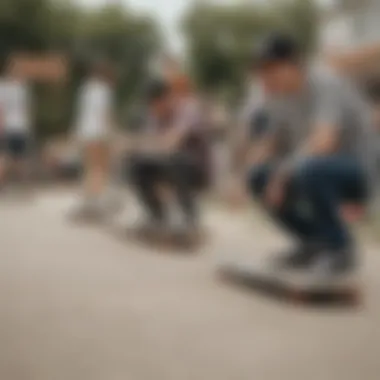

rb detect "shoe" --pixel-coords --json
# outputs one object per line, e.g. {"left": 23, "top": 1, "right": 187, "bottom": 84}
{"left": 101, "top": 194, "right": 125, "bottom": 216}
{"left": 311, "top": 249, "right": 357, "bottom": 277}
{"left": 69, "top": 201, "right": 104, "bottom": 222}
{"left": 274, "top": 242, "right": 320, "bottom": 270}
{"left": 171, "top": 214, "right": 201, "bottom": 242}
{"left": 137, "top": 218, "right": 170, "bottom": 238}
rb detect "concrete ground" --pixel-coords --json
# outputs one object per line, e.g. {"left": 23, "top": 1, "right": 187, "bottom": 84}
{"left": 0, "top": 190, "right": 379, "bottom": 380}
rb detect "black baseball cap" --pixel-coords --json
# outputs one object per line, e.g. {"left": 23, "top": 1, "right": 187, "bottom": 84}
{"left": 143, "top": 78, "right": 170, "bottom": 103}
{"left": 252, "top": 32, "right": 301, "bottom": 68}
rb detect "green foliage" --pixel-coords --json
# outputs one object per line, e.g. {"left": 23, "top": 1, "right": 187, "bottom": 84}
{"left": 0, "top": 0, "right": 161, "bottom": 139}
{"left": 66, "top": 4, "right": 162, "bottom": 135}
{"left": 183, "top": 0, "right": 319, "bottom": 97}
{"left": 270, "top": 0, "right": 319, "bottom": 54}
{"left": 0, "top": 0, "right": 319, "bottom": 138}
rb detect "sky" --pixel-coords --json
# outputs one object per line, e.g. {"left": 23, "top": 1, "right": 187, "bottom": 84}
{"left": 130, "top": 0, "right": 194, "bottom": 53}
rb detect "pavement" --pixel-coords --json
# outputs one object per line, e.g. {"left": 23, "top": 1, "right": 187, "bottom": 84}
{"left": 0, "top": 189, "right": 379, "bottom": 380}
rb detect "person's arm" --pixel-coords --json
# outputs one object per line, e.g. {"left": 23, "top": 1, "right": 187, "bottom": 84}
{"left": 160, "top": 123, "right": 188, "bottom": 152}
{"left": 246, "top": 133, "right": 277, "bottom": 168}
{"left": 233, "top": 98, "right": 258, "bottom": 167}
{"left": 246, "top": 109, "right": 275, "bottom": 165}
{"left": 160, "top": 100, "right": 198, "bottom": 152}
{"left": 243, "top": 103, "right": 282, "bottom": 174}
{"left": 226, "top": 107, "right": 277, "bottom": 205}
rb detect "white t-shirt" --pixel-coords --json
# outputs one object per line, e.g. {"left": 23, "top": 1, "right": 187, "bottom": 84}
{"left": 75, "top": 79, "right": 112, "bottom": 141}
{"left": 0, "top": 79, "right": 31, "bottom": 133}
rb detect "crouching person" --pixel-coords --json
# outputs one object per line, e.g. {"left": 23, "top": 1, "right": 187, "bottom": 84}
{"left": 246, "top": 33, "right": 374, "bottom": 276}
{"left": 129, "top": 79, "right": 210, "bottom": 240}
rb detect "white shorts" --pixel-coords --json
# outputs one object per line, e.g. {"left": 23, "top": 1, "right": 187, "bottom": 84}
{"left": 76, "top": 124, "right": 109, "bottom": 143}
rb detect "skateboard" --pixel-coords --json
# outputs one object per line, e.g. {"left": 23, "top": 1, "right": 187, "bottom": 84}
{"left": 218, "top": 259, "right": 361, "bottom": 307}
{"left": 121, "top": 225, "right": 206, "bottom": 252}
{"left": 68, "top": 200, "right": 125, "bottom": 226}
{"left": 68, "top": 208, "right": 106, "bottom": 225}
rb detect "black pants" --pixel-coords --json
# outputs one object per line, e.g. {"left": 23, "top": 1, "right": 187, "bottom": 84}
{"left": 0, "top": 131, "right": 30, "bottom": 159}
{"left": 247, "top": 155, "right": 368, "bottom": 251}
{"left": 129, "top": 153, "right": 203, "bottom": 223}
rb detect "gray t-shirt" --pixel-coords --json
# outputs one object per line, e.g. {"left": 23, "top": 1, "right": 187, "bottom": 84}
{"left": 264, "top": 67, "right": 376, "bottom": 181}
{"left": 144, "top": 97, "right": 210, "bottom": 163}
{"left": 146, "top": 97, "right": 204, "bottom": 134}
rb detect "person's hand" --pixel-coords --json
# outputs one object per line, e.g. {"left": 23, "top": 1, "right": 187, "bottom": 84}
{"left": 265, "top": 172, "right": 288, "bottom": 208}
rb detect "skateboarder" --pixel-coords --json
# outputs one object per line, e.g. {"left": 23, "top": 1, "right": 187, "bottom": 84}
{"left": 246, "top": 33, "right": 375, "bottom": 275}
{"left": 70, "top": 60, "right": 116, "bottom": 219}
{"left": 129, "top": 78, "right": 210, "bottom": 238}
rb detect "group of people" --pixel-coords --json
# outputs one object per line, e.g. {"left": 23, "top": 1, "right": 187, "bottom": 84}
{"left": 2, "top": 32, "right": 374, "bottom": 278}
{"left": 71, "top": 60, "right": 210, "bottom": 240}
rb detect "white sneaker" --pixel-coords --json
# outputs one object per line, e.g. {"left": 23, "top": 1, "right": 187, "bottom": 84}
{"left": 69, "top": 199, "right": 103, "bottom": 221}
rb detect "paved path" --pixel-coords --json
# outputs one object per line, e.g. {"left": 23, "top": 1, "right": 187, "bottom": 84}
{"left": 0, "top": 191, "right": 379, "bottom": 380}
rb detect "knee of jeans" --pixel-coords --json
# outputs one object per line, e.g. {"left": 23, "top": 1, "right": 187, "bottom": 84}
{"left": 295, "top": 158, "right": 330, "bottom": 190}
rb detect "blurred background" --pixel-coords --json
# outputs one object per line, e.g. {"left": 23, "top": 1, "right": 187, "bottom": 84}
{"left": 1, "top": 2, "right": 380, "bottom": 380}
{"left": 2, "top": 0, "right": 380, "bottom": 186}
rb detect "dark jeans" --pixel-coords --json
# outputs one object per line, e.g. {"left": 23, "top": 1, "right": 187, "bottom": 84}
{"left": 0, "top": 131, "right": 30, "bottom": 159}
{"left": 247, "top": 155, "right": 368, "bottom": 251}
{"left": 129, "top": 153, "right": 203, "bottom": 223}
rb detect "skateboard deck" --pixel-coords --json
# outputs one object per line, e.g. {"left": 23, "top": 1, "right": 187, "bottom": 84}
{"left": 116, "top": 225, "right": 207, "bottom": 252}
{"left": 68, "top": 202, "right": 124, "bottom": 226}
{"left": 68, "top": 210, "right": 106, "bottom": 225}
{"left": 218, "top": 259, "right": 361, "bottom": 306}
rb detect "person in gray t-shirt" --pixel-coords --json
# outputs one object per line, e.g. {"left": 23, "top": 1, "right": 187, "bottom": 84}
{"left": 247, "top": 33, "right": 375, "bottom": 275}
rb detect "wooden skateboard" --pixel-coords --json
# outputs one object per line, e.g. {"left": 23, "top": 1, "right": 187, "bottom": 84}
{"left": 117, "top": 225, "right": 207, "bottom": 253}
{"left": 218, "top": 259, "right": 361, "bottom": 307}
{"left": 68, "top": 201, "right": 125, "bottom": 226}
{"left": 68, "top": 209, "right": 106, "bottom": 225}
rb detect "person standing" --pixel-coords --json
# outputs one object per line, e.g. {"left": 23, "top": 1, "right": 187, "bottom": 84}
{"left": 71, "top": 61, "right": 115, "bottom": 219}
{"left": 0, "top": 63, "right": 32, "bottom": 189}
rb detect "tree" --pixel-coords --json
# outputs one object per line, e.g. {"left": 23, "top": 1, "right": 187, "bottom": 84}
{"left": 183, "top": 0, "right": 319, "bottom": 98}
{"left": 270, "top": 0, "right": 319, "bottom": 54}
{"left": 73, "top": 4, "right": 161, "bottom": 104}
{"left": 0, "top": 0, "right": 161, "bottom": 138}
